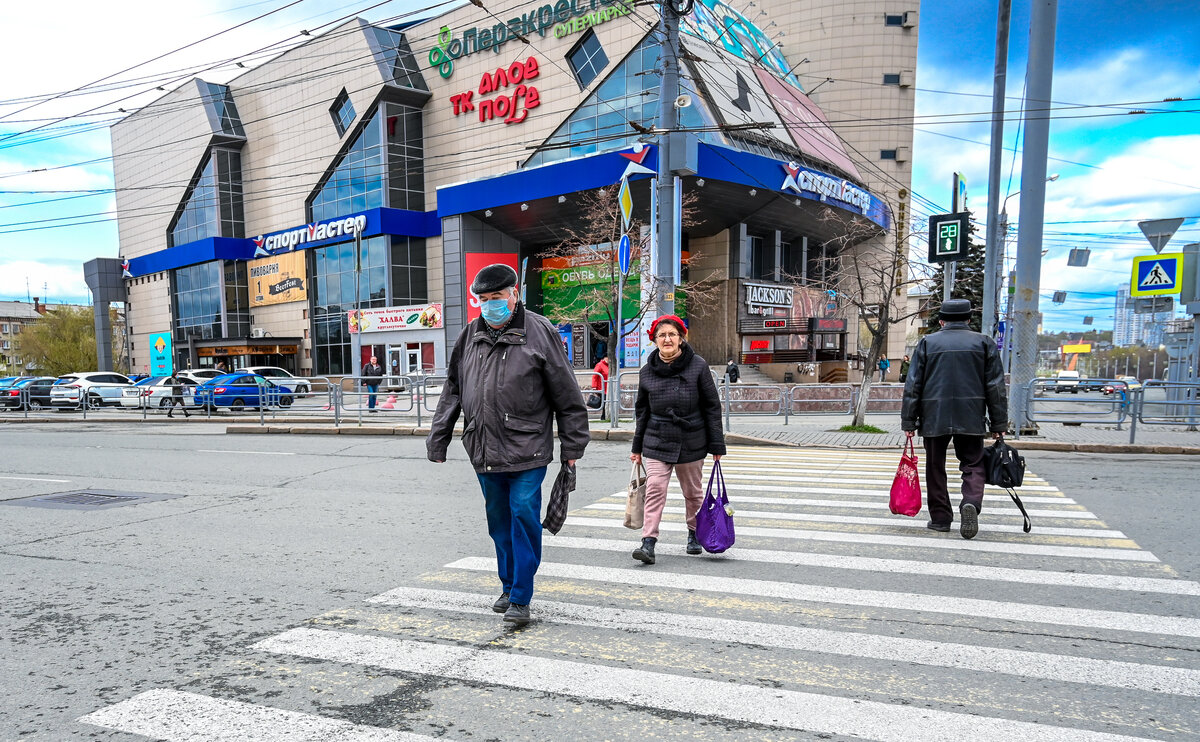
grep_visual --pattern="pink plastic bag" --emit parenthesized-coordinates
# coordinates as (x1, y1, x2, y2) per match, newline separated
(889, 437, 922, 517)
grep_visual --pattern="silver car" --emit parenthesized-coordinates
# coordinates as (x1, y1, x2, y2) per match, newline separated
(50, 372, 134, 409)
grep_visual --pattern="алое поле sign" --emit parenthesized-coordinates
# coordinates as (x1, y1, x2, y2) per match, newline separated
(449, 57, 541, 125)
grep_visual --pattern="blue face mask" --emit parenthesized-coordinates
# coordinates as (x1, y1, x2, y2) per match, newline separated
(480, 297, 513, 326)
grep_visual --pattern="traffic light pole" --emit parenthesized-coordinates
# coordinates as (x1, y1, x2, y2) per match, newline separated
(1008, 0, 1058, 433)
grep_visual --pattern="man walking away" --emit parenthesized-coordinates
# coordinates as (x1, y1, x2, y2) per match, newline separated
(165, 376, 190, 418)
(900, 299, 1007, 539)
(427, 264, 590, 625)
(363, 355, 384, 412)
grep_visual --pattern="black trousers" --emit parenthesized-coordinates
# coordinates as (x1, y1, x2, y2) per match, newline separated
(922, 434, 985, 525)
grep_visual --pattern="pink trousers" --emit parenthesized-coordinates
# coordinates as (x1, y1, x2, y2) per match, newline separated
(641, 457, 705, 539)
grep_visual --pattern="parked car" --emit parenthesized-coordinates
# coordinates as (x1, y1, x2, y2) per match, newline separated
(235, 366, 311, 395)
(49, 372, 134, 408)
(119, 376, 196, 409)
(1, 376, 58, 410)
(176, 369, 223, 385)
(1102, 376, 1142, 396)
(193, 373, 294, 412)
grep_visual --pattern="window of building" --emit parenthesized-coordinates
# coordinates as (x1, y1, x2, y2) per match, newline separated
(173, 262, 223, 340)
(168, 147, 244, 247)
(884, 14, 904, 26)
(309, 109, 385, 221)
(367, 28, 428, 91)
(391, 237, 427, 304)
(880, 149, 898, 160)
(201, 82, 245, 137)
(749, 235, 772, 281)
(1, 324, 8, 333)
(223, 261, 251, 338)
(567, 30, 609, 89)
(529, 36, 721, 167)
(882, 73, 901, 85)
(331, 89, 356, 137)
(311, 236, 390, 375)
(384, 102, 425, 212)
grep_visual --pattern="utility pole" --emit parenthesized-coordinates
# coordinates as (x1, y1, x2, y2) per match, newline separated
(653, 0, 686, 316)
(1009, 0, 1058, 433)
(982, 0, 1012, 337)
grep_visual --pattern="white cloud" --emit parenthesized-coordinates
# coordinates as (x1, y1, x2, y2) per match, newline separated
(0, 260, 92, 303)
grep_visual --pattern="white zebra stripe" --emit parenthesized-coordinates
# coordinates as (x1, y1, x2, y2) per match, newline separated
(668, 482, 1077, 504)
(254, 628, 1157, 742)
(651, 490, 1095, 518)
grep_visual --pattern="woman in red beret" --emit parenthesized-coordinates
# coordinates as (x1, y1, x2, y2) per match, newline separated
(629, 315, 726, 564)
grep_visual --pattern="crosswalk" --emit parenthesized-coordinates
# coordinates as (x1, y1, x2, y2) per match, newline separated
(80, 446, 1200, 740)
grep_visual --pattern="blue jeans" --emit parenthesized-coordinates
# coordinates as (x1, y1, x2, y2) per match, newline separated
(476, 466, 547, 605)
(366, 384, 379, 409)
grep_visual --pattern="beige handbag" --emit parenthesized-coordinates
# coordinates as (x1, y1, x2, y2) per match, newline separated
(623, 460, 648, 529)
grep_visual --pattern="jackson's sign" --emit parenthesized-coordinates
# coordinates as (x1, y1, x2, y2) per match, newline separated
(429, 0, 635, 78)
(252, 214, 367, 256)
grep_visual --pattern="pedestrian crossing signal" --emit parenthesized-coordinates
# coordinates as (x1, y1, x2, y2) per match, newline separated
(927, 212, 970, 264)
(1130, 253, 1182, 297)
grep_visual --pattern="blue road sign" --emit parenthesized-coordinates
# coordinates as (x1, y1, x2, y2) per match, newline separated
(618, 234, 631, 276)
(1131, 253, 1182, 297)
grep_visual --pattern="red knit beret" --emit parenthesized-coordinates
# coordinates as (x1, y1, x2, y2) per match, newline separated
(647, 314, 687, 341)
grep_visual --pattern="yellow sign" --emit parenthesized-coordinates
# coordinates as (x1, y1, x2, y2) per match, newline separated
(1060, 344, 1092, 354)
(618, 178, 633, 230)
(1130, 253, 1182, 297)
(249, 251, 308, 307)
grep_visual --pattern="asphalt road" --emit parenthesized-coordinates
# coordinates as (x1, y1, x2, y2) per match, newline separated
(1, 423, 1197, 740)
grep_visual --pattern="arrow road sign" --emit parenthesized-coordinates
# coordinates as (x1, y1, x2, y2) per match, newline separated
(1138, 218, 1184, 254)
(618, 234, 631, 276)
(1130, 253, 1182, 297)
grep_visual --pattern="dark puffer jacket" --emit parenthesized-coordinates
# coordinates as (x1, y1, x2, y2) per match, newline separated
(901, 321, 1008, 437)
(632, 344, 726, 464)
(427, 304, 590, 473)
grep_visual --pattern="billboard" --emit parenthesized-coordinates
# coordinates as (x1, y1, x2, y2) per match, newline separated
(249, 251, 308, 307)
(148, 332, 173, 377)
(348, 303, 444, 334)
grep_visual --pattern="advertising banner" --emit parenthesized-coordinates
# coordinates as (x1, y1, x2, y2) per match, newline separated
(249, 251, 308, 307)
(148, 332, 173, 377)
(465, 252, 519, 322)
(349, 303, 444, 334)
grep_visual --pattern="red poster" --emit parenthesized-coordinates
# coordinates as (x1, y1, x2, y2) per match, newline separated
(465, 252, 519, 322)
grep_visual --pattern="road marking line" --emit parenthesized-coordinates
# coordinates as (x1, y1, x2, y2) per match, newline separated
(541, 535, 1200, 595)
(583, 503, 1124, 538)
(366, 587, 1200, 697)
(564, 517, 1158, 561)
(716, 462, 1050, 484)
(642, 491, 1096, 518)
(716, 471, 1060, 491)
(254, 628, 1156, 742)
(79, 689, 432, 741)
(665, 483, 1077, 504)
(0, 475, 70, 483)
(196, 450, 296, 455)
(450, 557, 1200, 638)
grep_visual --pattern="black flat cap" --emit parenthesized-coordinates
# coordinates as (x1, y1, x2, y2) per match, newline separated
(939, 298, 972, 320)
(470, 263, 518, 294)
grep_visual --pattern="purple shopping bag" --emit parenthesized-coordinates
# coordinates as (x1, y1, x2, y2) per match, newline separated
(889, 437, 922, 517)
(696, 459, 735, 553)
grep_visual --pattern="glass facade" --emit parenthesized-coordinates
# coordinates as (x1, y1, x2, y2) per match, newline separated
(168, 148, 244, 247)
(172, 261, 250, 340)
(310, 108, 384, 221)
(311, 236, 389, 375)
(367, 27, 428, 90)
(385, 102, 424, 211)
(201, 82, 245, 137)
(223, 261, 251, 337)
(528, 34, 719, 167)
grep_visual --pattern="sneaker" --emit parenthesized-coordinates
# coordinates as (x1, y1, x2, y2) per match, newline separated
(632, 537, 656, 564)
(960, 504, 979, 540)
(492, 592, 510, 613)
(926, 521, 951, 533)
(686, 529, 702, 555)
(503, 602, 531, 625)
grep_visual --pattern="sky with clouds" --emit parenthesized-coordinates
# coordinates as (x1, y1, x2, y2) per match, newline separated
(0, 0, 1197, 333)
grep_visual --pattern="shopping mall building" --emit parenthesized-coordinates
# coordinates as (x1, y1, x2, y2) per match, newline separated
(112, 0, 918, 381)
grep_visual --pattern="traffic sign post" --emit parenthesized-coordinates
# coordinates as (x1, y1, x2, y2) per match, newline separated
(1130, 253, 1182, 297)
(618, 234, 631, 276)
(1138, 218, 1184, 254)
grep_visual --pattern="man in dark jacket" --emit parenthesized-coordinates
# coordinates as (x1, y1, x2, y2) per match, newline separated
(362, 355, 384, 412)
(901, 299, 1007, 539)
(427, 264, 590, 624)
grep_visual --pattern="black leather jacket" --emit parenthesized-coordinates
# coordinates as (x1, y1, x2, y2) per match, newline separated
(901, 322, 1008, 437)
(427, 304, 590, 473)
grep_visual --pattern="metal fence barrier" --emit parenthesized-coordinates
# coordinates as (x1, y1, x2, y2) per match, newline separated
(1021, 378, 1129, 432)
(1126, 381, 1200, 443)
(787, 384, 855, 415)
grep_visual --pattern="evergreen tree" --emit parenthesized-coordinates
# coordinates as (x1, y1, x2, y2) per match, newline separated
(925, 218, 984, 332)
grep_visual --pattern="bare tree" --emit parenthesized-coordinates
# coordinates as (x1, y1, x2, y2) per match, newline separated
(538, 187, 723, 412)
(792, 203, 933, 426)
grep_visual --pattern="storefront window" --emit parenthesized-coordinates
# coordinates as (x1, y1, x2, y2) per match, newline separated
(173, 262, 222, 339)
(310, 235, 390, 375)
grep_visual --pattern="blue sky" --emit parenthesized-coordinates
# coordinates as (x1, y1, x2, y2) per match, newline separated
(0, 0, 1197, 333)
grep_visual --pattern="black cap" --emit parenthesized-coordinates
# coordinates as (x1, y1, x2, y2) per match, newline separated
(470, 263, 518, 295)
(939, 298, 972, 320)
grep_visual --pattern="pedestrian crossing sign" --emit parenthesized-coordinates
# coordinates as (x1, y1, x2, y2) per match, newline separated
(1131, 253, 1182, 296)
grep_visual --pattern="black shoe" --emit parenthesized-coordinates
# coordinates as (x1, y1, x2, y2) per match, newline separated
(926, 521, 951, 532)
(960, 504, 979, 540)
(492, 592, 510, 613)
(166, 413, 173, 418)
(686, 529, 702, 555)
(632, 537, 656, 564)
(503, 602, 530, 625)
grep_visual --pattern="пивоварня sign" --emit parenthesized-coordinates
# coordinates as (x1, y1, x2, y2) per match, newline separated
(429, 0, 635, 78)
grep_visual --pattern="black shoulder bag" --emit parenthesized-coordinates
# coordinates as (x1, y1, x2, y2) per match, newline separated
(982, 439, 1031, 533)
